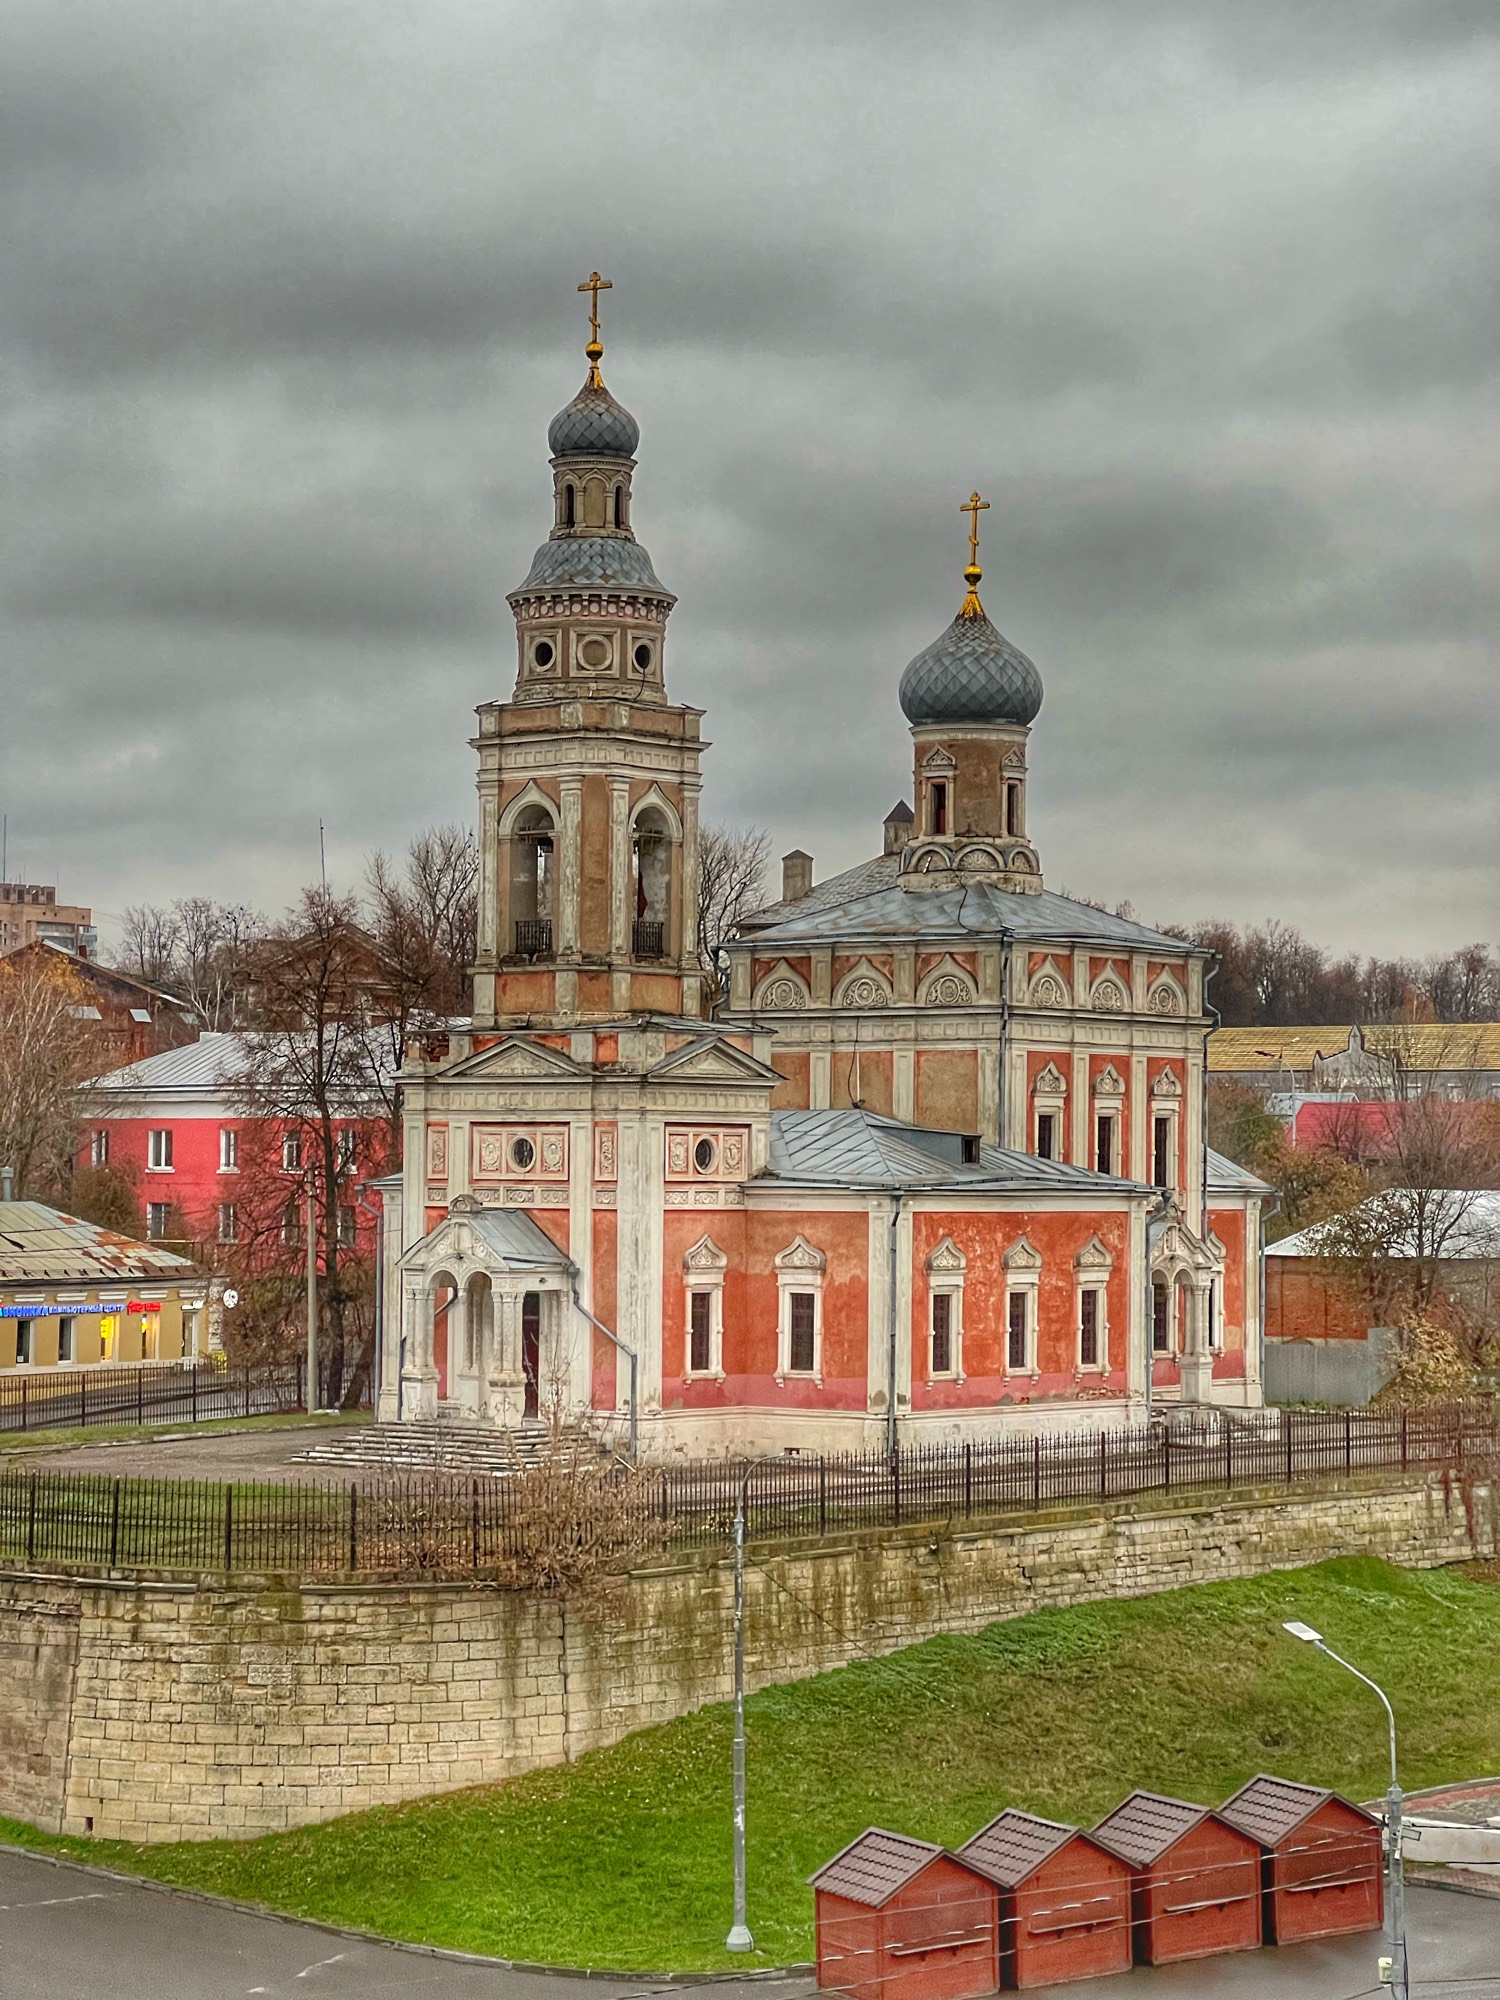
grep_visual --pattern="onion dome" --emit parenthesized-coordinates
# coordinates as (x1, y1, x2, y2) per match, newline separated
(547, 377, 640, 460)
(899, 491, 1043, 726)
(514, 534, 670, 596)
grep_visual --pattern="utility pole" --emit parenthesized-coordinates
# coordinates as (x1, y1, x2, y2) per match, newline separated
(305, 1174, 319, 1413)
(1283, 1622, 1407, 1999)
(726, 1452, 787, 1954)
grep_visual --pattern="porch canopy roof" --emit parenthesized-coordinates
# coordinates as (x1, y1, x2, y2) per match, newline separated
(398, 1197, 574, 1280)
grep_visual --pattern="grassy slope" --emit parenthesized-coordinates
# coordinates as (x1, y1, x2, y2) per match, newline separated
(5, 1556, 1498, 1972)
(0, 1411, 368, 1453)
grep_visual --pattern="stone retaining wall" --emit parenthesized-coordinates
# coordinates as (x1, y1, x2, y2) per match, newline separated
(0, 1471, 1489, 1843)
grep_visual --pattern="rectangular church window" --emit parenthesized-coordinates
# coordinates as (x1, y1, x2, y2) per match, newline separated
(689, 1290, 713, 1374)
(1095, 1113, 1115, 1176)
(1007, 1291, 1030, 1371)
(931, 1293, 952, 1375)
(1036, 1112, 1057, 1161)
(788, 1293, 816, 1373)
(1080, 1289, 1101, 1367)
(1152, 1281, 1171, 1352)
(1153, 1115, 1172, 1188)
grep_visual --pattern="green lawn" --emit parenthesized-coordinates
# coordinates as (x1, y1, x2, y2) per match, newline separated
(0, 1410, 367, 1452)
(4, 1555, 1498, 1972)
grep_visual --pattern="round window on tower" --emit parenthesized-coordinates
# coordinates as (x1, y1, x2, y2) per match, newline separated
(533, 640, 555, 669)
(578, 635, 611, 670)
(693, 1136, 718, 1174)
(509, 1136, 536, 1173)
(633, 642, 652, 672)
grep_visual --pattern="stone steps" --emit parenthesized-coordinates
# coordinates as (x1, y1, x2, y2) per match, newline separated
(293, 1420, 611, 1479)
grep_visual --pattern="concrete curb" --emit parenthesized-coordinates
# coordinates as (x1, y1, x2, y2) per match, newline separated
(0, 1841, 813, 1983)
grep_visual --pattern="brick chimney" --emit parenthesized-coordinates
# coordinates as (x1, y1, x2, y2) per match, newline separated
(781, 850, 813, 904)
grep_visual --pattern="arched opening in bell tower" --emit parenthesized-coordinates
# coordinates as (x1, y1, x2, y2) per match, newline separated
(509, 804, 556, 956)
(631, 806, 673, 960)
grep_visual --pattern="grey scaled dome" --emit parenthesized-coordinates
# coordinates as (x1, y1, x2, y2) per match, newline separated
(547, 378, 640, 460)
(899, 608, 1043, 727)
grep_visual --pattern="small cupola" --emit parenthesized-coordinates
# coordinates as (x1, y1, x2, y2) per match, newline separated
(882, 800, 914, 855)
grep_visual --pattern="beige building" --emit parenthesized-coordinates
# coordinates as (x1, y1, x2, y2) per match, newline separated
(0, 1197, 207, 1371)
(0, 883, 96, 958)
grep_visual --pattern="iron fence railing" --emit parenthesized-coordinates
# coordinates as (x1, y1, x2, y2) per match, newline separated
(0, 1400, 1493, 1578)
(512, 919, 553, 957)
(0, 1358, 333, 1436)
(632, 918, 666, 960)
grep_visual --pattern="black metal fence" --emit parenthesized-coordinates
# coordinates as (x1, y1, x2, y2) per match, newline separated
(0, 1359, 327, 1436)
(0, 1400, 1494, 1578)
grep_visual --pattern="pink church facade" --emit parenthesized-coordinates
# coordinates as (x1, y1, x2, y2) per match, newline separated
(375, 293, 1266, 1455)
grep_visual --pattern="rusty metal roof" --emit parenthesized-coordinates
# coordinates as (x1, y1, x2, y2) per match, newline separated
(1090, 1793, 1212, 1867)
(0, 1201, 197, 1286)
(809, 1829, 947, 1907)
(960, 1811, 1079, 1887)
(1219, 1775, 1376, 1846)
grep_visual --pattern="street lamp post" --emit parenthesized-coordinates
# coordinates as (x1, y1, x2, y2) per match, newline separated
(1282, 1620, 1407, 2000)
(726, 1452, 786, 1953)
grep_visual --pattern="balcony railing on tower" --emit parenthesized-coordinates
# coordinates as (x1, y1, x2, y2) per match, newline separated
(632, 918, 666, 960)
(513, 919, 553, 958)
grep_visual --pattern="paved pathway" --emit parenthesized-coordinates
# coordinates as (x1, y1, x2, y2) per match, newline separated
(1, 1846, 1495, 1999)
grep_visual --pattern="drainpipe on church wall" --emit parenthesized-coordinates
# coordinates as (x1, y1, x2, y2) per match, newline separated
(886, 1191, 904, 1459)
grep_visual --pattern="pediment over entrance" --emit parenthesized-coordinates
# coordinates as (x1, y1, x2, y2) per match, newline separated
(442, 1036, 587, 1082)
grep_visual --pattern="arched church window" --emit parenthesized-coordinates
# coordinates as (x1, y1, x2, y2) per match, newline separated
(1005, 780, 1023, 837)
(564, 484, 576, 528)
(510, 803, 555, 953)
(631, 806, 673, 959)
(929, 782, 948, 836)
(613, 484, 624, 529)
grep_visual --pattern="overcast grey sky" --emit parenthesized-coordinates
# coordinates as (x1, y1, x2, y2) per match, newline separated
(3, 0, 1496, 957)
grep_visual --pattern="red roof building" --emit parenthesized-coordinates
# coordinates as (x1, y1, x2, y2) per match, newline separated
(959, 1810, 1131, 1989)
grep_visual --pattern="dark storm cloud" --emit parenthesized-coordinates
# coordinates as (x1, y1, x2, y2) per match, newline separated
(1, 0, 1496, 954)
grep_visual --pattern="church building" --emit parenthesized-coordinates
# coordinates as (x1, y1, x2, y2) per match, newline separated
(376, 278, 1267, 1454)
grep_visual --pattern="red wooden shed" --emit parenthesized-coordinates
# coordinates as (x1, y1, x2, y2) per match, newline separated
(1090, 1791, 1261, 1965)
(959, 1809, 1132, 1990)
(810, 1829, 998, 2000)
(1219, 1774, 1383, 1944)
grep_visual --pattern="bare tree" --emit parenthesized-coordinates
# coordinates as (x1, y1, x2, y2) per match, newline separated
(234, 889, 392, 1403)
(364, 826, 477, 1139)
(0, 952, 111, 1198)
(117, 897, 264, 1025)
(117, 904, 183, 990)
(697, 822, 771, 1005)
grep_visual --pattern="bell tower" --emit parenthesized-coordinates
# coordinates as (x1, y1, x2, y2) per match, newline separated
(470, 276, 707, 1027)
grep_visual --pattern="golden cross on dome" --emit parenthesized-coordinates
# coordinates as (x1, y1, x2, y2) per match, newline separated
(578, 270, 612, 384)
(959, 490, 989, 617)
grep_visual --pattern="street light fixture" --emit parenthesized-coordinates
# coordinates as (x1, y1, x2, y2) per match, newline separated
(1281, 1620, 1407, 1999)
(725, 1451, 795, 1953)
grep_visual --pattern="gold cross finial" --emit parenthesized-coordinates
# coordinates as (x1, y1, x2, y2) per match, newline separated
(578, 270, 612, 385)
(959, 490, 989, 617)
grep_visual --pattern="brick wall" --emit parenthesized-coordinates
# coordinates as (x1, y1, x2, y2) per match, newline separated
(0, 1472, 1490, 1843)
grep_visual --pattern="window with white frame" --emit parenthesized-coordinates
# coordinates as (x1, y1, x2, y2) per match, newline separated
(683, 1236, 727, 1378)
(1003, 1238, 1042, 1372)
(337, 1126, 357, 1171)
(775, 1237, 825, 1383)
(282, 1132, 302, 1174)
(337, 1204, 356, 1247)
(13, 1319, 32, 1365)
(1032, 1064, 1066, 1162)
(1150, 1071, 1183, 1190)
(1151, 1278, 1174, 1353)
(147, 1128, 173, 1171)
(218, 1203, 237, 1244)
(90, 1128, 109, 1167)
(219, 1126, 239, 1171)
(1207, 1278, 1220, 1350)
(57, 1316, 74, 1363)
(1074, 1236, 1112, 1371)
(1094, 1111, 1118, 1177)
(926, 1237, 966, 1380)
(147, 1202, 170, 1240)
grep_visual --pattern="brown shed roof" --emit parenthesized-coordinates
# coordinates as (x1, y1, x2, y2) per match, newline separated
(0, 1201, 197, 1287)
(809, 1829, 946, 1908)
(959, 1810, 1078, 1888)
(1091, 1792, 1213, 1868)
(1219, 1775, 1377, 1847)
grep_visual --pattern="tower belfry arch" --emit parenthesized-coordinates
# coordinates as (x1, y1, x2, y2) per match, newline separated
(470, 278, 707, 1027)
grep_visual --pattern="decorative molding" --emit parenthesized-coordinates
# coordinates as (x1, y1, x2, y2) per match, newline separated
(927, 1235, 967, 1275)
(683, 1234, 728, 1274)
(1094, 1063, 1126, 1096)
(1033, 1061, 1067, 1097)
(920, 745, 957, 771)
(1029, 973, 1068, 1008)
(1074, 1234, 1114, 1273)
(1147, 977, 1184, 1016)
(1151, 1068, 1184, 1098)
(835, 960, 893, 1010)
(1004, 1234, 1043, 1273)
(774, 1235, 826, 1274)
(918, 957, 976, 1008)
(1092, 979, 1127, 1012)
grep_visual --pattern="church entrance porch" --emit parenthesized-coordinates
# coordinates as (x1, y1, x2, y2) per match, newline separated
(392, 1200, 583, 1432)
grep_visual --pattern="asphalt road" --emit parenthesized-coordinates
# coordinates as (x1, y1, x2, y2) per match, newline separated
(0, 1848, 811, 2000)
(0, 1846, 1495, 2000)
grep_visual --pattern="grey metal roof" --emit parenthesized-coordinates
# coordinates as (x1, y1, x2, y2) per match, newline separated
(511, 533, 671, 597)
(469, 1207, 573, 1272)
(959, 1811, 1081, 1888)
(808, 1829, 947, 1907)
(1205, 1148, 1275, 1196)
(739, 852, 1202, 953)
(900, 607, 1043, 727)
(765, 1109, 1147, 1195)
(0, 1201, 197, 1286)
(547, 378, 640, 459)
(92, 1032, 245, 1092)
